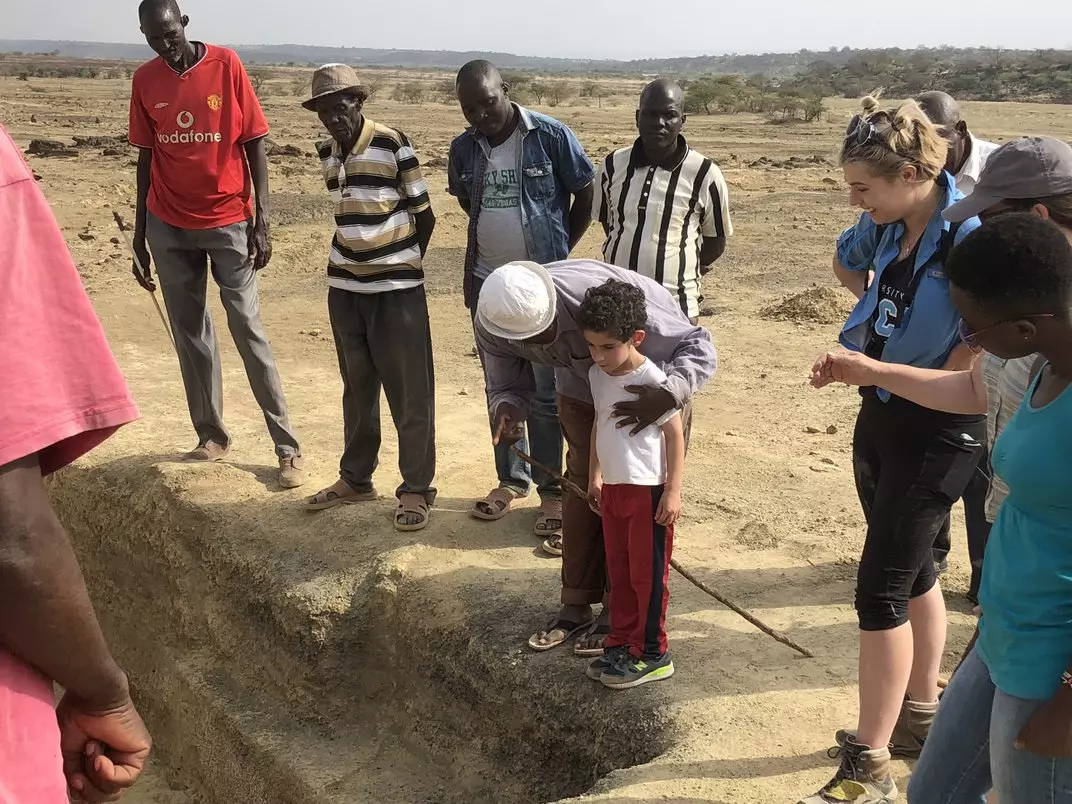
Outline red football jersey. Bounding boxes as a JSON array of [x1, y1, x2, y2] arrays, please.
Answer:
[[129, 44, 269, 230]]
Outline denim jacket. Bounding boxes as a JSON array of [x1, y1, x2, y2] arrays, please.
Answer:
[[837, 171, 981, 401], [448, 104, 595, 308]]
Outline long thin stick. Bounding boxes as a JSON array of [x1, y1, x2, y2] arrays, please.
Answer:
[[113, 211, 176, 351], [511, 445, 815, 659]]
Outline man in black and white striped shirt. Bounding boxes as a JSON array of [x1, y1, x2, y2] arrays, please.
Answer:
[[596, 80, 732, 321]]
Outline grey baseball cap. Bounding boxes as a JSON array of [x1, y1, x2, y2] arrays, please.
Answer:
[[945, 136, 1072, 222]]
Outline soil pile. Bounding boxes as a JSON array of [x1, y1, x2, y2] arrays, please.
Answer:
[[761, 286, 856, 325]]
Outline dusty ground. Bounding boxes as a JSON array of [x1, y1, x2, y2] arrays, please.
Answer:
[[6, 72, 1072, 802]]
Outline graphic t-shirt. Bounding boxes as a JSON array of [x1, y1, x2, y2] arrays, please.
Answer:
[[0, 125, 139, 802], [590, 359, 680, 486], [128, 43, 269, 230], [474, 127, 528, 280], [864, 247, 917, 360]]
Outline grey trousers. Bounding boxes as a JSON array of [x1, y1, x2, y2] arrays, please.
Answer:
[[328, 286, 436, 502], [146, 213, 300, 458]]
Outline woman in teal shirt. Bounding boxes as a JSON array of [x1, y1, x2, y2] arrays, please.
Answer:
[[814, 212, 1072, 802]]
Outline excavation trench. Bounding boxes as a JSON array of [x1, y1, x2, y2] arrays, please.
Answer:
[[50, 455, 677, 803]]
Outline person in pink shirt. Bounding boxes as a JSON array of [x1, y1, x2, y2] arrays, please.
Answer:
[[0, 124, 151, 801]]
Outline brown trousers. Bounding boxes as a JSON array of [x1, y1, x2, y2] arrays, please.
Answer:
[[557, 393, 693, 607]]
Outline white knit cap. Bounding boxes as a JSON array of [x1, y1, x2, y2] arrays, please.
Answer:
[[476, 261, 557, 341]]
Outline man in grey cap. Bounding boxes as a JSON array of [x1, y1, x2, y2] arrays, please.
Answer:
[[942, 135, 1072, 603], [475, 259, 717, 655], [918, 91, 999, 196], [301, 64, 438, 532]]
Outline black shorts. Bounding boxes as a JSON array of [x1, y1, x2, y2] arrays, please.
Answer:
[[852, 390, 986, 631]]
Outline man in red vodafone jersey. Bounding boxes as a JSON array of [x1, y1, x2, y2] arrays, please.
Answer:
[[128, 0, 305, 489]]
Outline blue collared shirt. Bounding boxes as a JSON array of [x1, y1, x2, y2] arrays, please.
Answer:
[[837, 172, 980, 400], [448, 105, 595, 307]]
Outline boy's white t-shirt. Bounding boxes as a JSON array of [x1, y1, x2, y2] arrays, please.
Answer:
[[590, 358, 680, 486]]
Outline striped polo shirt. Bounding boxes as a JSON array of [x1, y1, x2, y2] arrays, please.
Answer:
[[317, 118, 431, 293], [596, 137, 732, 318]]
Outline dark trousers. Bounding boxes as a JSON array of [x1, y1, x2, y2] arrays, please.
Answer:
[[852, 393, 985, 631], [932, 441, 992, 601], [328, 286, 436, 502], [602, 483, 673, 658]]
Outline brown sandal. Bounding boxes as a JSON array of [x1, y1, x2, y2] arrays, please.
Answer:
[[534, 498, 562, 536], [304, 483, 378, 511], [395, 493, 430, 532], [470, 487, 522, 521]]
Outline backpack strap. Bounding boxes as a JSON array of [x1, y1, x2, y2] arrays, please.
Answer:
[[905, 220, 964, 302]]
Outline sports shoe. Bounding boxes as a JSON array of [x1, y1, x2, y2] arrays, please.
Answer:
[[278, 455, 307, 489], [185, 440, 230, 462], [799, 737, 896, 804], [586, 646, 629, 681], [599, 652, 674, 689], [833, 696, 938, 759]]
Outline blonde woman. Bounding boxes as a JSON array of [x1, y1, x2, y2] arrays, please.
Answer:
[[800, 96, 984, 804]]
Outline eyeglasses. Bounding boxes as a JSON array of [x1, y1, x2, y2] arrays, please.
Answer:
[[958, 314, 1056, 351], [840, 115, 891, 152]]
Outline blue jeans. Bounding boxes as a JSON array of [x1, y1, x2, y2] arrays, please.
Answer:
[[469, 276, 562, 500], [909, 648, 1072, 804]]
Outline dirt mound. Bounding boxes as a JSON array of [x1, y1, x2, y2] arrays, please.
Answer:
[[73, 134, 128, 149], [264, 138, 306, 158], [760, 286, 856, 325], [26, 138, 79, 157]]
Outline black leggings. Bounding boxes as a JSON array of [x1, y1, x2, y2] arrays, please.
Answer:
[[852, 392, 986, 631]]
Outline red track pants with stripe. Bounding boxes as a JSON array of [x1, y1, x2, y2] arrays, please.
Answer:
[[600, 483, 673, 658]]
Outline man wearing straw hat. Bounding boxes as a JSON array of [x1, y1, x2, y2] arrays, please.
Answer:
[[301, 64, 439, 532]]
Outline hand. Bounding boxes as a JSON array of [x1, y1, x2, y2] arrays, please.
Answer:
[[587, 477, 603, 515], [131, 237, 155, 292], [810, 349, 880, 389], [492, 404, 525, 447], [1016, 691, 1072, 757], [248, 218, 272, 271], [611, 385, 677, 437], [58, 690, 152, 802], [656, 486, 682, 526]]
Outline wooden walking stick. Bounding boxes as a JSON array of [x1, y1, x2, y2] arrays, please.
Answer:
[[511, 445, 815, 659], [113, 211, 176, 351]]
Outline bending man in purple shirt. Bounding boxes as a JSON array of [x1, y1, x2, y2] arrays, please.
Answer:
[[475, 259, 718, 654]]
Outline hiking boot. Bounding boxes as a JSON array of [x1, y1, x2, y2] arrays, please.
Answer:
[[799, 737, 896, 804], [600, 652, 674, 690], [586, 646, 629, 681], [185, 440, 230, 462], [278, 455, 307, 489], [833, 697, 938, 758]]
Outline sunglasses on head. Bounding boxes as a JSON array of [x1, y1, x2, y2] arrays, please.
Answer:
[[957, 314, 1056, 352], [844, 114, 887, 149]]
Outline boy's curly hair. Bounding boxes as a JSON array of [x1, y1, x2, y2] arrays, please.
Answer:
[[578, 279, 648, 342]]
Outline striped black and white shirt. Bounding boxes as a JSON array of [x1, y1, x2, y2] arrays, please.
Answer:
[[596, 137, 732, 318], [317, 118, 432, 293]]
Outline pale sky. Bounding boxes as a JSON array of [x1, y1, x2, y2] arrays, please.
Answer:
[[4, 0, 1072, 59]]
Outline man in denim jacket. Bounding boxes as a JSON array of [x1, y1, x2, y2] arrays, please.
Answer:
[[449, 59, 596, 550]]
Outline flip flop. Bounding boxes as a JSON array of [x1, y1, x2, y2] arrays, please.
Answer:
[[540, 532, 563, 557], [527, 618, 593, 652], [574, 622, 611, 657], [304, 485, 378, 511]]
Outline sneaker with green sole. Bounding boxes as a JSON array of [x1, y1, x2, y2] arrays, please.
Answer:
[[586, 646, 629, 681], [599, 652, 674, 689]]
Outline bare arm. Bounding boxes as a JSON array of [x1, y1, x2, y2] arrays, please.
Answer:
[[656, 415, 686, 526], [414, 208, 436, 257], [243, 137, 272, 270], [568, 183, 594, 252], [0, 455, 127, 707], [812, 349, 988, 415], [133, 148, 152, 246], [834, 255, 868, 300], [699, 237, 727, 275], [456, 196, 472, 216]]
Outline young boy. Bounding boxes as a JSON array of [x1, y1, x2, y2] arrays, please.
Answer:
[[580, 279, 686, 689]]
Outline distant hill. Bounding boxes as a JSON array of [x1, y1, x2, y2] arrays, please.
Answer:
[[0, 39, 948, 76]]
